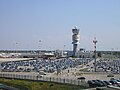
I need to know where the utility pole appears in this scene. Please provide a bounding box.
[93,37,98,72]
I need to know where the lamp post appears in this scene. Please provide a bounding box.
[111,48,114,59]
[93,37,98,72]
[0,62,2,72]
[38,40,41,58]
[117,48,118,58]
[15,42,18,53]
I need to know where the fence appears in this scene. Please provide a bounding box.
[0,72,88,86]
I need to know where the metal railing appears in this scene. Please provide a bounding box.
[0,72,87,86]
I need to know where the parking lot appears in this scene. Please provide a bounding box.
[96,58,120,73]
[0,58,93,73]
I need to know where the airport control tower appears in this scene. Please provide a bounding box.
[72,26,80,57]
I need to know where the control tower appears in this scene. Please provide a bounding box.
[72,26,80,57]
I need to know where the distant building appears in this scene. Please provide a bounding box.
[67,49,94,58]
[55,49,67,58]
[76,48,94,58]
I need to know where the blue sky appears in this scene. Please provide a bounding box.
[0,0,120,51]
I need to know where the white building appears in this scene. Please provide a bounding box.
[76,49,94,58]
[55,49,67,58]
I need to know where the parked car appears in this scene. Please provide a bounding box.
[110,78,120,86]
[103,81,112,85]
[88,80,105,87]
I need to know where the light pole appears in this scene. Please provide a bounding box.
[117,48,118,58]
[15,42,18,53]
[0,62,2,72]
[111,48,114,59]
[38,40,41,58]
[63,45,66,57]
[93,37,98,72]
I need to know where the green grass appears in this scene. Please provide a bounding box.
[79,68,89,72]
[0,78,87,90]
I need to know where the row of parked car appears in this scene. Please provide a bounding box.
[96,59,120,73]
[88,78,120,87]
[1,58,92,73]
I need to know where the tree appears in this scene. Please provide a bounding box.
[97,52,101,57]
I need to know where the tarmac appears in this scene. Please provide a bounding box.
[0,58,33,62]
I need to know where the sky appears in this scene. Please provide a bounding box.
[0,0,120,51]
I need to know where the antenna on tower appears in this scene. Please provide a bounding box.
[74,26,78,29]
